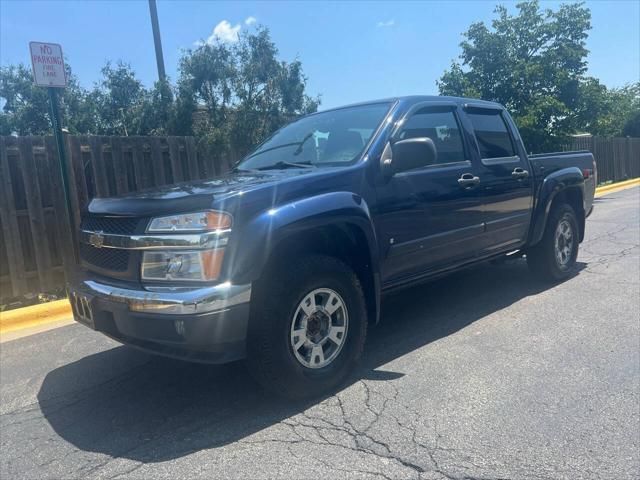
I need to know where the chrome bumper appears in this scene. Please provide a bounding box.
[71,280,251,315]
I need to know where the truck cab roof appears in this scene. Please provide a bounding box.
[319,95,503,113]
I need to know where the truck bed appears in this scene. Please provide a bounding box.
[529,150,597,216]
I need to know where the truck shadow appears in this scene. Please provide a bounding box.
[37,259,585,463]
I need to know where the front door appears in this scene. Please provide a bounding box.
[374,104,485,285]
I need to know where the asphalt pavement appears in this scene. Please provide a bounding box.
[1,187,639,480]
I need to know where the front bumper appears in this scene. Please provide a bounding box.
[69,279,252,363]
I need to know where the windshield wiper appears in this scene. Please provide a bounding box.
[257,161,315,170]
[293,131,315,156]
[247,142,301,159]
[231,165,259,173]
[247,132,316,160]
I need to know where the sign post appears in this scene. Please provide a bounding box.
[29,42,78,265]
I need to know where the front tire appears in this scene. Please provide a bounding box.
[247,255,367,399]
[527,203,579,281]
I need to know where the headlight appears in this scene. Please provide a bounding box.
[141,249,225,282]
[147,211,232,232]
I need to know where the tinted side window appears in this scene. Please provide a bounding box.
[468,111,516,159]
[399,109,466,165]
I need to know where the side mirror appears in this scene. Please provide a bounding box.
[389,137,437,174]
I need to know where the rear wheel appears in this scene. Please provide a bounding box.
[247,255,367,399]
[527,203,579,281]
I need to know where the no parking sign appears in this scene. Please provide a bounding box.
[29,41,67,88]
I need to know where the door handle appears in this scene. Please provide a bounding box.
[458,173,480,188]
[512,167,529,179]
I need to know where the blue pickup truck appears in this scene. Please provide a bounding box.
[70,96,596,398]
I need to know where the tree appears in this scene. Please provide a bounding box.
[91,61,147,135]
[138,79,176,135]
[623,110,640,137]
[230,28,319,152]
[1,24,319,154]
[612,84,640,137]
[176,40,235,152]
[177,26,319,158]
[438,1,595,151]
[84,62,183,136]
[590,83,640,137]
[0,64,51,135]
[0,63,99,135]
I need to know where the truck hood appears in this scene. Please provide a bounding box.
[88,169,313,216]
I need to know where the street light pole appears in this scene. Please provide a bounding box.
[148,0,166,82]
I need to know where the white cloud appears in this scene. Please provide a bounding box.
[194,17,257,47]
[376,19,395,28]
[201,20,241,44]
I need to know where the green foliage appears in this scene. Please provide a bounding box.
[0,64,51,135]
[91,61,146,135]
[0,64,98,135]
[586,83,640,137]
[138,79,176,135]
[0,25,318,161]
[623,110,640,137]
[177,26,319,158]
[438,1,639,151]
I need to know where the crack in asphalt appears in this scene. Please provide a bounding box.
[235,380,467,479]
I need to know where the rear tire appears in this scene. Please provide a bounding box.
[246,255,367,400]
[527,203,579,281]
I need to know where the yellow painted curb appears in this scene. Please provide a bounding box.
[595,178,640,197]
[0,299,72,335]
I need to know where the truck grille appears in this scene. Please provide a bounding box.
[81,215,144,235]
[79,214,145,277]
[79,243,130,272]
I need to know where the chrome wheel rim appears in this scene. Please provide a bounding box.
[554,218,574,268]
[290,288,349,369]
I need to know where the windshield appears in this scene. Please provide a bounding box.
[237,103,392,170]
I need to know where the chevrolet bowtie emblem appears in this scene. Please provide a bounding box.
[88,231,105,248]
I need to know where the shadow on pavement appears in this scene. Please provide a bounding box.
[38,259,585,463]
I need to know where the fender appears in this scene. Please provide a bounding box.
[229,191,382,322]
[528,167,585,246]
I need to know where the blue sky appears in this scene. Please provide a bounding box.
[1,0,638,109]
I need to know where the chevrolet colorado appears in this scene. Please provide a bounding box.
[69,96,596,398]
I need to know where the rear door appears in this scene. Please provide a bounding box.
[463,105,534,254]
[375,104,485,284]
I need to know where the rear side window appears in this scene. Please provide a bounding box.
[468,111,516,159]
[399,108,467,165]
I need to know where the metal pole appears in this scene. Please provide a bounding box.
[48,87,78,263]
[148,0,166,82]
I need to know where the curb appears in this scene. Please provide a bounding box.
[0,177,638,337]
[595,178,640,197]
[0,299,72,335]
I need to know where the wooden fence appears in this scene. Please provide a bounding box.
[0,135,234,299]
[564,136,640,183]
[1,134,638,300]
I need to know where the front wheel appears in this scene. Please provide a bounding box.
[527,203,579,281]
[246,255,367,399]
